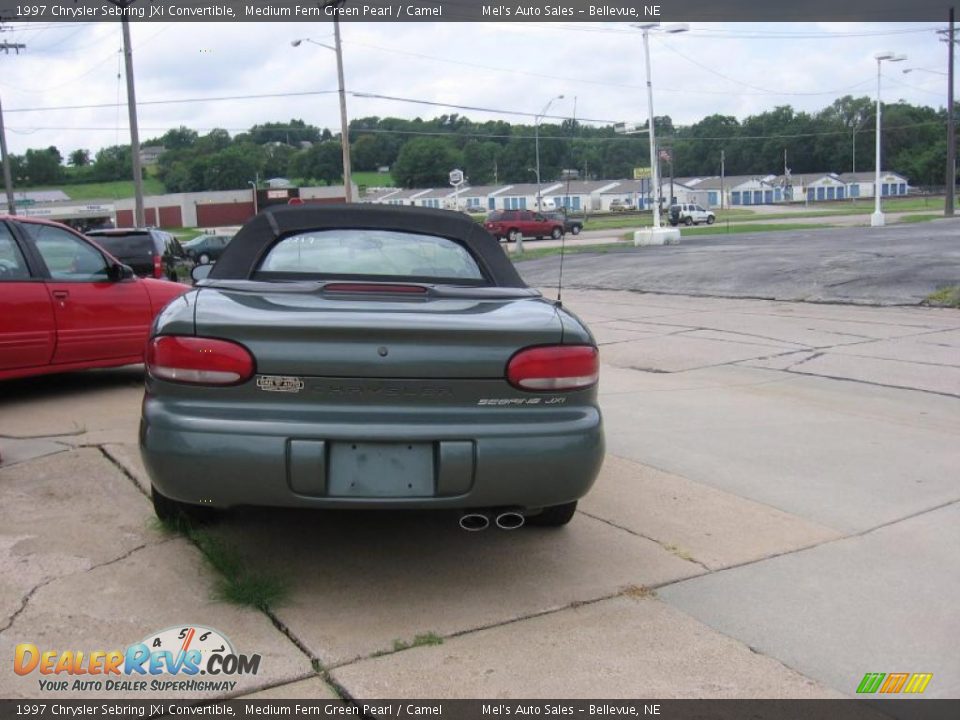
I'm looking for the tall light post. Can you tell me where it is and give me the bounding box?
[872,51,906,227]
[534,94,564,211]
[521,94,563,255]
[292,30,354,203]
[632,22,688,244]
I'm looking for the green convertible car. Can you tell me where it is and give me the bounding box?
[140,205,604,530]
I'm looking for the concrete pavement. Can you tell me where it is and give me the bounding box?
[0,290,957,701]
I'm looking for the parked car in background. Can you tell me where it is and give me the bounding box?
[483,209,565,242]
[141,205,604,529]
[182,233,233,264]
[0,216,188,381]
[86,228,192,282]
[544,210,584,236]
[668,203,715,226]
[608,199,634,212]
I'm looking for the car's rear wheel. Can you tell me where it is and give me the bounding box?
[199,253,211,264]
[508,229,522,243]
[526,501,578,527]
[706,216,715,225]
[684,216,694,226]
[551,227,563,240]
[152,486,217,525]
[571,225,581,235]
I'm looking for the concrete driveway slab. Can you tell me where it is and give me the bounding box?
[600,365,959,533]
[0,539,313,699]
[331,595,841,699]
[599,334,799,373]
[779,352,960,396]
[0,448,162,633]
[658,503,960,698]
[580,454,840,570]
[0,367,143,442]
[240,677,339,700]
[210,510,701,667]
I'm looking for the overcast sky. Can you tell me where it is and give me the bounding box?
[0,21,954,157]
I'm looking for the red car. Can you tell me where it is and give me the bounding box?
[0,216,189,382]
[484,210,565,242]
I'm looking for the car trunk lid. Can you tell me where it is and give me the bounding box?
[193,284,562,379]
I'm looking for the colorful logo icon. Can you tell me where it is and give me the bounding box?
[856,672,932,694]
[14,625,261,693]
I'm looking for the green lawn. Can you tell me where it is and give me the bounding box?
[19,178,167,201]
[352,170,395,189]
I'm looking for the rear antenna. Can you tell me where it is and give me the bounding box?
[556,96,577,308]
[556,218,567,308]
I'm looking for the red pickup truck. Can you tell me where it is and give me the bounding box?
[484,210,565,242]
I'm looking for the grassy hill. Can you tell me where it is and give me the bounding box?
[19,178,167,201]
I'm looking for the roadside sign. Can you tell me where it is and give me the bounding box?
[449,169,464,186]
[633,167,652,179]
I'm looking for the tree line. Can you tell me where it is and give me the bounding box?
[6,96,955,192]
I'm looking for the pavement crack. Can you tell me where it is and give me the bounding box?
[97,445,148,499]
[785,351,824,371]
[579,510,711,571]
[781,367,960,399]
[0,541,157,637]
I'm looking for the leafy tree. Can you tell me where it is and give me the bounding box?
[261,143,296,179]
[351,135,382,171]
[21,148,64,185]
[391,137,463,188]
[290,141,344,185]
[158,126,198,150]
[195,128,232,155]
[90,146,131,182]
[250,119,321,146]
[68,149,90,167]
[202,145,259,191]
[462,141,500,185]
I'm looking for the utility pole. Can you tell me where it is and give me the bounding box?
[941,10,956,216]
[107,1,145,226]
[0,34,25,217]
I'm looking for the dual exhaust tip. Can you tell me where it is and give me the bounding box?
[459,509,525,531]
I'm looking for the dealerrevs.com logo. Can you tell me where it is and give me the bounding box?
[14,625,261,693]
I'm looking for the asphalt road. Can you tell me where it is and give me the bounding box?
[516,219,960,305]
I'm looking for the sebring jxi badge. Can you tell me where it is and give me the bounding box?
[256,375,305,393]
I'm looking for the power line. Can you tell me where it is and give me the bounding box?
[6,119,947,143]
[4,89,339,114]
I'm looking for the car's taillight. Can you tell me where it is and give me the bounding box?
[152,254,163,278]
[506,345,599,391]
[146,336,255,385]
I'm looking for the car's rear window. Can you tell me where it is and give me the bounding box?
[256,229,485,282]
[88,232,153,255]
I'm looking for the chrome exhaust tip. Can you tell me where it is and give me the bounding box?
[459,512,491,532]
[495,511,525,530]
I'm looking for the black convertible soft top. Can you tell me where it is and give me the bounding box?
[209,204,527,288]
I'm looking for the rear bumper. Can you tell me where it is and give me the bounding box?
[140,398,604,511]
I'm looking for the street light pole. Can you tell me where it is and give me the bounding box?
[535,94,564,211]
[291,26,353,203]
[631,22,688,244]
[641,28,661,229]
[527,94,563,255]
[872,52,906,228]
